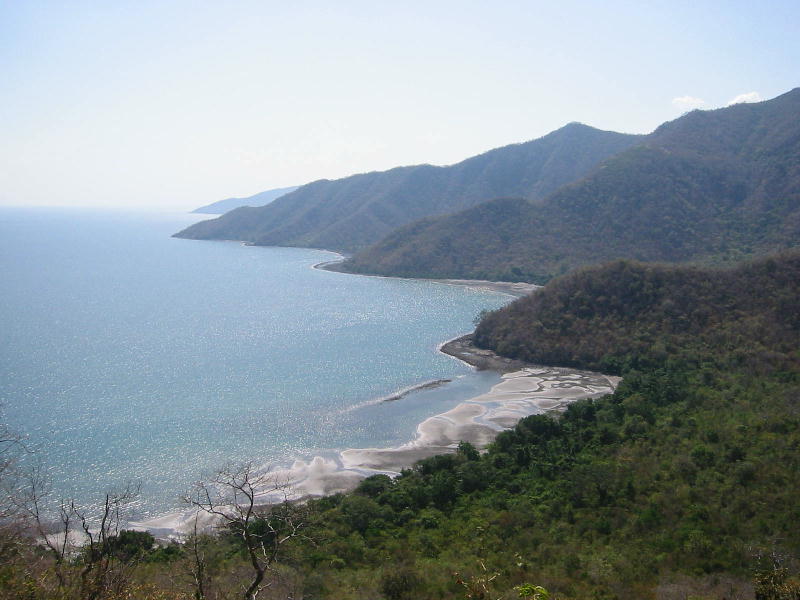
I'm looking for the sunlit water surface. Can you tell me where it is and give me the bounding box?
[0,207,511,518]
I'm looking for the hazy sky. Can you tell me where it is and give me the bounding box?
[1,1,798,209]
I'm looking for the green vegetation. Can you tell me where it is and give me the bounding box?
[13,91,800,594]
[175,124,639,253]
[344,88,800,282]
[474,251,800,373]
[2,251,798,598]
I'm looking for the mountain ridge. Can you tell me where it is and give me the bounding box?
[192,185,299,214]
[174,123,641,252]
[343,88,800,282]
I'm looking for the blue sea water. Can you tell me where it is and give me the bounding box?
[0,207,511,518]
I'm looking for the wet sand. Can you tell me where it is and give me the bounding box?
[313,256,539,298]
[133,344,618,538]
[133,261,609,538]
[439,333,532,371]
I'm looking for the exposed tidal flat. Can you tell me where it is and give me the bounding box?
[137,353,618,538]
[0,207,616,537]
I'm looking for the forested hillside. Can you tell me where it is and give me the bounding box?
[174,124,640,252]
[475,251,800,373]
[343,88,800,282]
[300,252,800,598]
[3,252,798,599]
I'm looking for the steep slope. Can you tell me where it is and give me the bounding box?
[4,254,799,599]
[313,252,800,597]
[474,250,800,372]
[192,185,299,214]
[344,88,800,282]
[174,124,641,252]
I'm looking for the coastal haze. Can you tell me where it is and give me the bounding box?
[2,2,799,597]
[0,207,511,518]
[2,2,797,211]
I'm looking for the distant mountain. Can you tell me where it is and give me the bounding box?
[175,124,641,252]
[192,186,299,214]
[343,88,800,283]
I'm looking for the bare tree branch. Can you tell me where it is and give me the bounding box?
[17,468,142,600]
[186,462,309,600]
[0,416,31,522]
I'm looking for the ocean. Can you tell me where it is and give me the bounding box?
[0,207,511,519]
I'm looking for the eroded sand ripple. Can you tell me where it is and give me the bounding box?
[133,366,618,537]
[339,367,619,473]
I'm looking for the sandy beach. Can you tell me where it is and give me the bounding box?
[337,364,618,473]
[133,252,611,538]
[312,255,540,298]
[132,334,618,538]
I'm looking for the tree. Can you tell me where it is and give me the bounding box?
[0,418,28,570]
[0,422,24,487]
[19,465,142,600]
[186,462,309,600]
[183,514,211,600]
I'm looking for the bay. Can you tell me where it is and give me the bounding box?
[0,207,511,518]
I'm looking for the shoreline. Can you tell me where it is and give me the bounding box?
[133,334,619,538]
[131,238,607,538]
[312,253,540,298]
[439,333,533,372]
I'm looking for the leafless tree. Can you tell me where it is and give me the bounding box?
[19,465,141,600]
[186,462,310,600]
[74,485,141,600]
[0,417,31,567]
[0,422,23,481]
[0,416,28,519]
[185,513,210,600]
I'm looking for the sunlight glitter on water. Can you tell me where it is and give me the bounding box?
[0,207,511,519]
